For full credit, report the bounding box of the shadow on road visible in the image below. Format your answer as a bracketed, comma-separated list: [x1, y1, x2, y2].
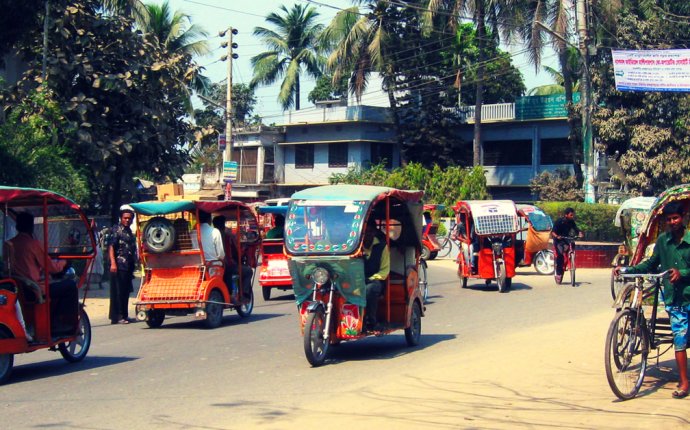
[135, 312, 286, 330]
[6, 355, 139, 386]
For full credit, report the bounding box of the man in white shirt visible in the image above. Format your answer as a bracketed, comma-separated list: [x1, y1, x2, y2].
[198, 210, 224, 262]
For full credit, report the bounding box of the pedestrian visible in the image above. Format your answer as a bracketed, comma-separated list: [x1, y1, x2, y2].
[614, 201, 690, 398]
[108, 207, 137, 324]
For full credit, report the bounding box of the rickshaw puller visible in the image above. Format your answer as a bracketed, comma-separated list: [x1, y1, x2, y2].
[614, 201, 690, 399]
[363, 222, 390, 331]
[551, 207, 583, 283]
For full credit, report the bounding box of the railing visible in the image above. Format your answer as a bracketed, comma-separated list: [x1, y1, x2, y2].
[282, 105, 393, 124]
[452, 103, 516, 122]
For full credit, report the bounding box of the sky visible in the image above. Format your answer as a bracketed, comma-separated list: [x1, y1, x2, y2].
[160, 0, 559, 121]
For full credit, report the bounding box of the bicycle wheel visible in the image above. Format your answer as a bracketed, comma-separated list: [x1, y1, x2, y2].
[569, 251, 576, 286]
[437, 235, 453, 258]
[605, 308, 649, 400]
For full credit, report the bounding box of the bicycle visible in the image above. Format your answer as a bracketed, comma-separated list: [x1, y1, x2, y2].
[604, 271, 674, 400]
[554, 236, 577, 286]
[437, 222, 461, 259]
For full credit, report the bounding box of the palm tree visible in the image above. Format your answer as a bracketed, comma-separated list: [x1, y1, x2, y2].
[425, 0, 523, 167]
[99, 0, 148, 25]
[250, 4, 323, 111]
[527, 50, 581, 95]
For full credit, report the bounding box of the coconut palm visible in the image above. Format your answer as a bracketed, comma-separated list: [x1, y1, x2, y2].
[250, 4, 323, 111]
[527, 49, 581, 95]
[100, 0, 148, 25]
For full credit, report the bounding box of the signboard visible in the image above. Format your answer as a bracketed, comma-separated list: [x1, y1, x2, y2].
[223, 161, 237, 181]
[515, 93, 581, 120]
[612, 49, 690, 92]
[218, 134, 226, 151]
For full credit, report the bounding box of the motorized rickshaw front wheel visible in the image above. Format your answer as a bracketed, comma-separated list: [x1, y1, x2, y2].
[236, 287, 254, 318]
[421, 245, 431, 261]
[496, 263, 509, 293]
[0, 329, 14, 385]
[304, 309, 329, 367]
[534, 250, 555, 275]
[146, 309, 166, 328]
[405, 301, 422, 347]
[58, 308, 92, 363]
[203, 289, 224, 329]
[262, 286, 271, 301]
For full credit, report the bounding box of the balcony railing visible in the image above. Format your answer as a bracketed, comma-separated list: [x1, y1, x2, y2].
[452, 103, 516, 122]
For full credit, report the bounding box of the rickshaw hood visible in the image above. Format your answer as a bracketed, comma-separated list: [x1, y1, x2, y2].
[290, 185, 423, 203]
[130, 200, 249, 215]
[613, 197, 656, 227]
[0, 186, 81, 210]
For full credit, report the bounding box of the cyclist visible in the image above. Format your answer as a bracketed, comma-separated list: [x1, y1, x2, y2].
[614, 201, 690, 399]
[551, 207, 583, 283]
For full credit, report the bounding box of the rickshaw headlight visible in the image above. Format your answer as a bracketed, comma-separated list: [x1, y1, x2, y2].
[312, 267, 330, 285]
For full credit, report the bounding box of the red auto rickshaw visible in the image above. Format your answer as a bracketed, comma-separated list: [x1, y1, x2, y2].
[1, 186, 96, 384]
[421, 204, 444, 260]
[257, 205, 291, 300]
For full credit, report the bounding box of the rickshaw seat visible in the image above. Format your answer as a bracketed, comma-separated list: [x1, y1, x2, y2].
[11, 276, 45, 304]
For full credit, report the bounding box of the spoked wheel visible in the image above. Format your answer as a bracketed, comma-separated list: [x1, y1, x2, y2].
[421, 245, 431, 261]
[236, 286, 254, 318]
[496, 262, 508, 293]
[570, 252, 576, 286]
[610, 270, 626, 301]
[605, 309, 649, 400]
[204, 289, 224, 329]
[304, 309, 329, 367]
[59, 308, 92, 363]
[262, 286, 271, 301]
[0, 330, 14, 385]
[146, 310, 165, 328]
[534, 250, 555, 275]
[419, 260, 429, 302]
[405, 302, 422, 347]
[437, 236, 453, 258]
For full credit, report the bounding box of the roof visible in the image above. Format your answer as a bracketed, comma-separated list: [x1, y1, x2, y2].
[0, 186, 81, 210]
[290, 185, 423, 203]
[130, 200, 251, 216]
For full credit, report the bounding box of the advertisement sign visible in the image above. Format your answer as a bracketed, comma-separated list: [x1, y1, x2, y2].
[515, 93, 581, 120]
[223, 161, 237, 181]
[218, 134, 226, 151]
[612, 49, 690, 92]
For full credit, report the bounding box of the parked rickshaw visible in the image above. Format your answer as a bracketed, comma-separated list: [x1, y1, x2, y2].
[610, 196, 656, 299]
[130, 200, 260, 328]
[0, 187, 96, 384]
[421, 204, 444, 260]
[516, 204, 555, 275]
[285, 185, 426, 366]
[453, 200, 520, 293]
[604, 184, 690, 400]
[257, 205, 291, 301]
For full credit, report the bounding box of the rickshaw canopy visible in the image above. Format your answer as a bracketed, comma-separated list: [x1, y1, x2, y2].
[423, 204, 446, 212]
[613, 197, 656, 227]
[257, 205, 288, 215]
[290, 185, 423, 203]
[0, 186, 82, 211]
[130, 200, 251, 216]
[516, 204, 553, 232]
[454, 200, 520, 235]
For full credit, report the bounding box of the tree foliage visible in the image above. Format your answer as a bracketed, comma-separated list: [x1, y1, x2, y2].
[307, 73, 348, 104]
[530, 168, 584, 201]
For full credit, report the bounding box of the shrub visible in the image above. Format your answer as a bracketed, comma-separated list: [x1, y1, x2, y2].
[539, 201, 622, 242]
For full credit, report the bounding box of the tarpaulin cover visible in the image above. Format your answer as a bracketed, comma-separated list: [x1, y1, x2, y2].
[288, 256, 366, 307]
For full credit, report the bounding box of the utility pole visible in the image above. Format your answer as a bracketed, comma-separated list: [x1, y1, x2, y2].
[220, 27, 238, 200]
[577, 0, 595, 203]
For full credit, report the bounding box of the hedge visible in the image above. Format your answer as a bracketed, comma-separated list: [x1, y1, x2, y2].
[538, 201, 622, 243]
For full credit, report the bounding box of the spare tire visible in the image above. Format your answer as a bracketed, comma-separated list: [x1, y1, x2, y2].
[143, 217, 175, 253]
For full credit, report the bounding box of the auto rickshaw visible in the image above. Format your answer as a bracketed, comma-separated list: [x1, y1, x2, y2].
[453, 200, 520, 293]
[257, 205, 291, 301]
[130, 200, 260, 328]
[516, 204, 555, 275]
[0, 186, 96, 384]
[609, 196, 656, 299]
[421, 204, 444, 260]
[285, 185, 426, 367]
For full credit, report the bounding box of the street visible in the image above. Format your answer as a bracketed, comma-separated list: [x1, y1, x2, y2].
[1, 261, 688, 429]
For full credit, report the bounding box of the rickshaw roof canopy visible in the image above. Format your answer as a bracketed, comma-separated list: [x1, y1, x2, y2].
[290, 185, 423, 203]
[130, 200, 250, 216]
[257, 205, 288, 215]
[613, 196, 656, 227]
[454, 200, 518, 217]
[454, 200, 520, 235]
[0, 186, 81, 210]
[423, 203, 445, 211]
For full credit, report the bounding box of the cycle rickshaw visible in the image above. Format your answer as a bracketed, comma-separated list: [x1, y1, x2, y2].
[516, 204, 554, 275]
[285, 185, 426, 366]
[605, 184, 689, 400]
[257, 204, 291, 301]
[609, 196, 656, 299]
[453, 200, 520, 293]
[130, 200, 260, 328]
[0, 186, 96, 384]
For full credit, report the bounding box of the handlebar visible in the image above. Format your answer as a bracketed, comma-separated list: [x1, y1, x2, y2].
[617, 270, 670, 280]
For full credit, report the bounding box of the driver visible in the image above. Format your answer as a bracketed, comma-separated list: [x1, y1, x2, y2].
[7, 211, 78, 332]
[363, 220, 389, 331]
[551, 207, 583, 283]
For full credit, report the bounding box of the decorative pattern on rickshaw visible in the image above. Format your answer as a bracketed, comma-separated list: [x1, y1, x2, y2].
[286, 201, 366, 253]
[338, 303, 362, 338]
[474, 214, 519, 236]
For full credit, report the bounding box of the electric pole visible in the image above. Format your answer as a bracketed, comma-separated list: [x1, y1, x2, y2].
[220, 27, 238, 200]
[577, 0, 595, 203]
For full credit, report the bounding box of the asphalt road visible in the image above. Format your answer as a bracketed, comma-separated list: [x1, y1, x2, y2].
[1, 261, 687, 429]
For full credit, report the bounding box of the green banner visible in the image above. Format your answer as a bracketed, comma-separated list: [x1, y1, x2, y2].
[515, 93, 581, 120]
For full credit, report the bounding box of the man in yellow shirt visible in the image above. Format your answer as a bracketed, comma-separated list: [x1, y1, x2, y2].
[363, 221, 390, 331]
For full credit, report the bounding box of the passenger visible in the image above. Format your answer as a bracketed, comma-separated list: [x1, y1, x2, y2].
[212, 215, 253, 300]
[7, 211, 78, 333]
[363, 220, 390, 331]
[198, 210, 224, 262]
[265, 214, 285, 239]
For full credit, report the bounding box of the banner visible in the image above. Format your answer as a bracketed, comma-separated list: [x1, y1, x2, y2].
[611, 49, 690, 92]
[223, 161, 237, 181]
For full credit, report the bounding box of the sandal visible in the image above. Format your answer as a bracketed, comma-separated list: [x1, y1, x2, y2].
[672, 389, 688, 399]
[118, 319, 130, 324]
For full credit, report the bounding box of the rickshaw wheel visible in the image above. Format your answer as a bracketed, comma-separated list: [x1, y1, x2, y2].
[605, 309, 649, 400]
[496, 263, 508, 293]
[429, 251, 438, 260]
[262, 287, 271, 301]
[460, 276, 468, 288]
[421, 245, 431, 260]
[204, 290, 224, 329]
[236, 287, 254, 318]
[405, 302, 422, 347]
[58, 308, 91, 363]
[146, 310, 165, 328]
[418, 260, 429, 302]
[143, 217, 175, 254]
[534, 251, 555, 275]
[0, 330, 14, 385]
[304, 309, 329, 367]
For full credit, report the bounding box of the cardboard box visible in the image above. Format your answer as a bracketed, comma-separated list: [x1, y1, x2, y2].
[157, 183, 184, 201]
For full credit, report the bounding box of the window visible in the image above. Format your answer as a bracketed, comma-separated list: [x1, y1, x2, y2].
[262, 146, 275, 183]
[370, 143, 393, 169]
[295, 144, 314, 169]
[232, 148, 258, 184]
[328, 144, 348, 167]
[483, 140, 532, 166]
[541, 138, 577, 164]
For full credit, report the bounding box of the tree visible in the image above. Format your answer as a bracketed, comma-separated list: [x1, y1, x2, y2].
[592, 1, 690, 194]
[308, 73, 348, 104]
[250, 4, 323, 110]
[529, 168, 583, 201]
